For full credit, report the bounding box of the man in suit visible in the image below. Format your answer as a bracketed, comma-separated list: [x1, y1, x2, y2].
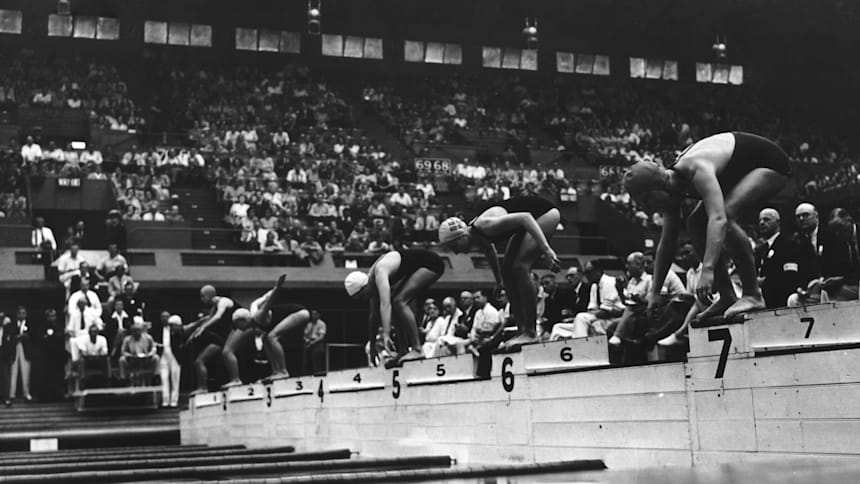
[540, 274, 572, 335]
[788, 203, 825, 306]
[817, 208, 860, 302]
[9, 306, 33, 401]
[564, 267, 591, 315]
[551, 260, 624, 340]
[756, 208, 802, 308]
[0, 312, 13, 406]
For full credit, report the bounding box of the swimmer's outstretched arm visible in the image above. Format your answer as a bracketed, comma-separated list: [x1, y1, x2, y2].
[650, 201, 681, 305]
[689, 165, 728, 301]
[251, 275, 286, 327]
[474, 213, 560, 267]
[190, 298, 232, 340]
[478, 238, 503, 286]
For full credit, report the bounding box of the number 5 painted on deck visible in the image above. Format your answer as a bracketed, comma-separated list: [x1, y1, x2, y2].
[800, 317, 814, 339]
[708, 328, 732, 379]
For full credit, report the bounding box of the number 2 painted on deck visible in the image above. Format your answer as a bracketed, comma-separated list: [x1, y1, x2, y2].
[708, 328, 732, 379]
[801, 317, 815, 339]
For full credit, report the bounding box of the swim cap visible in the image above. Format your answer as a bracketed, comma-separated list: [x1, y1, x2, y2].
[438, 217, 469, 245]
[167, 315, 183, 326]
[344, 271, 369, 296]
[232, 308, 251, 323]
[623, 161, 664, 196]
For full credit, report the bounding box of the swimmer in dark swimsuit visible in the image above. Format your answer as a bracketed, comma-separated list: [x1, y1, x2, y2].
[230, 274, 311, 381]
[185, 285, 237, 395]
[345, 249, 445, 366]
[438, 196, 562, 350]
[624, 132, 790, 319]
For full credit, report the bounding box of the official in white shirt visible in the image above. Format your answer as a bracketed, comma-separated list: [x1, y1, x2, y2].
[31, 217, 57, 252]
[551, 260, 624, 340]
[67, 278, 103, 340]
[160, 314, 182, 408]
[74, 324, 109, 362]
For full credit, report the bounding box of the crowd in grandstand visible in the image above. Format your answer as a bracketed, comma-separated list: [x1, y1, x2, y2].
[4, 55, 860, 404]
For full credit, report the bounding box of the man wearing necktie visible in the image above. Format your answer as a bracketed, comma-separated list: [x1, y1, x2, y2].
[31, 217, 57, 274]
[0, 312, 12, 406]
[9, 307, 32, 401]
[817, 208, 860, 302]
[756, 208, 802, 308]
[788, 203, 825, 307]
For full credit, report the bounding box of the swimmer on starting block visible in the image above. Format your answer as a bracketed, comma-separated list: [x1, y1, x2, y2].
[184, 285, 238, 395]
[345, 249, 445, 367]
[624, 132, 790, 320]
[227, 274, 311, 383]
[438, 196, 561, 351]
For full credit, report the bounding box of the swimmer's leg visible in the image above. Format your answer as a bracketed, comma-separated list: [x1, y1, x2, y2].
[265, 309, 312, 376]
[391, 268, 441, 362]
[722, 167, 788, 317]
[687, 202, 736, 320]
[501, 209, 560, 350]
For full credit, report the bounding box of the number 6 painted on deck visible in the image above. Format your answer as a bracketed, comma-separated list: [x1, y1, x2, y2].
[801, 317, 815, 339]
[708, 328, 732, 379]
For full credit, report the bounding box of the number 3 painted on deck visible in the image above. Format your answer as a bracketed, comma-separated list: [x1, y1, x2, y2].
[708, 328, 732, 379]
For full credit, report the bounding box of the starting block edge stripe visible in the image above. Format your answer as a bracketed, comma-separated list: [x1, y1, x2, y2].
[273, 391, 314, 399]
[328, 385, 386, 394]
[526, 364, 612, 377]
[406, 377, 482, 387]
[753, 341, 860, 357]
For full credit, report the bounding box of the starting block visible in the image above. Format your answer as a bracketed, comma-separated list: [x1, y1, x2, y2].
[747, 301, 860, 354]
[402, 354, 476, 386]
[227, 383, 265, 403]
[521, 336, 609, 375]
[193, 391, 225, 410]
[271, 375, 319, 399]
[327, 366, 387, 393]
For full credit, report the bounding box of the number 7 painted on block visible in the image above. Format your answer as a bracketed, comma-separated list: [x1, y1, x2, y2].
[708, 328, 732, 379]
[800, 317, 815, 339]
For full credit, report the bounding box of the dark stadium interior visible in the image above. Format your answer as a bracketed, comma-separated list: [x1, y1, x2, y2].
[0, 0, 859, 481]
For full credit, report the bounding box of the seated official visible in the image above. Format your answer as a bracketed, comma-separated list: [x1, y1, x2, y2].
[550, 260, 624, 340]
[804, 208, 860, 302]
[119, 322, 159, 383]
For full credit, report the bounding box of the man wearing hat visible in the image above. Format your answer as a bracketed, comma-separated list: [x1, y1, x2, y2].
[756, 208, 802, 308]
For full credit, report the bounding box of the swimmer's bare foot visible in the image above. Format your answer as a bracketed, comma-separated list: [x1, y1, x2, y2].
[695, 296, 736, 322]
[268, 371, 290, 381]
[383, 353, 404, 369]
[398, 349, 424, 363]
[497, 333, 538, 353]
[188, 388, 207, 397]
[724, 295, 765, 319]
[221, 379, 243, 389]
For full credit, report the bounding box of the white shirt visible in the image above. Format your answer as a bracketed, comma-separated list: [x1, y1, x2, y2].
[471, 302, 501, 335]
[390, 193, 413, 207]
[423, 316, 449, 343]
[67, 296, 103, 338]
[142, 211, 166, 222]
[74, 334, 108, 360]
[661, 270, 687, 297]
[32, 226, 57, 251]
[21, 143, 43, 163]
[56, 252, 84, 284]
[588, 274, 624, 313]
[162, 326, 174, 357]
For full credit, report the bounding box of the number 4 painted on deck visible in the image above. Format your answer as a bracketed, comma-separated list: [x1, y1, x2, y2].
[801, 317, 815, 339]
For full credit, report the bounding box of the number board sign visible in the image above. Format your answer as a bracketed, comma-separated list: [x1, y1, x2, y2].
[415, 157, 451, 175]
[521, 335, 609, 375]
